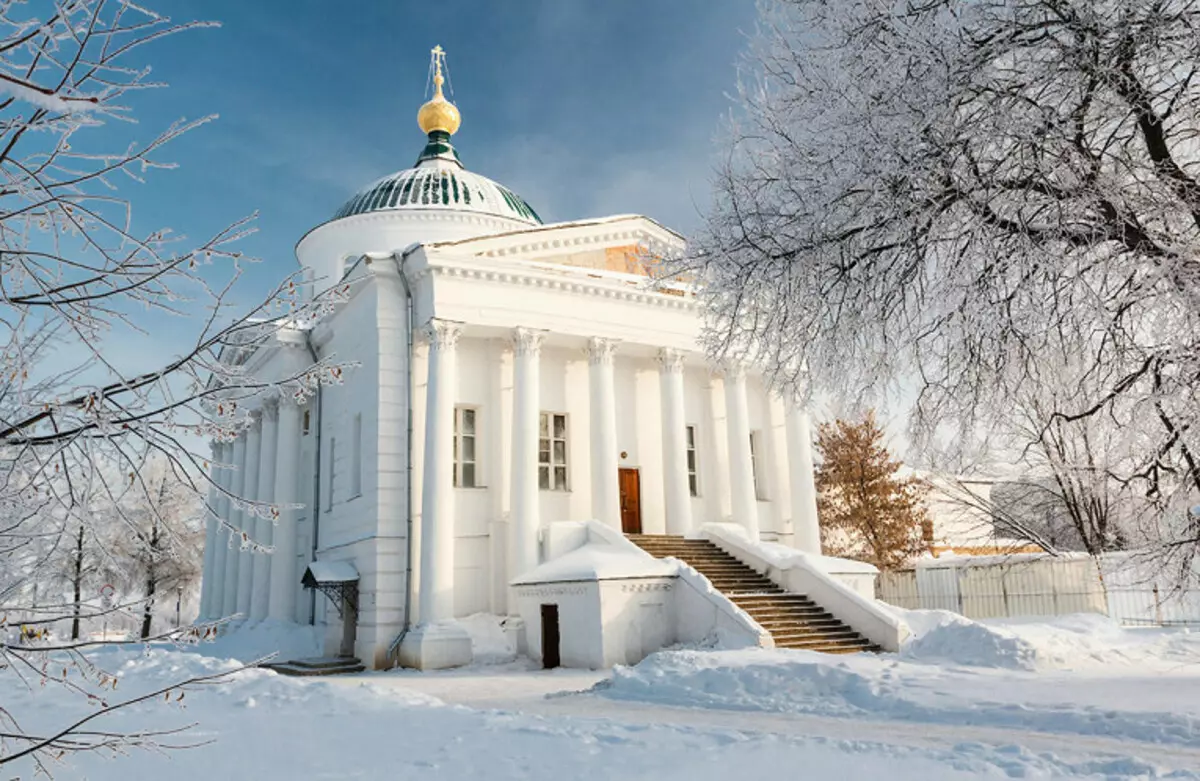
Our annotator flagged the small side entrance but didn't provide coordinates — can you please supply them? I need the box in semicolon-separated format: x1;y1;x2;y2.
301;561;360;659
540;604;561;669
618;467;642;534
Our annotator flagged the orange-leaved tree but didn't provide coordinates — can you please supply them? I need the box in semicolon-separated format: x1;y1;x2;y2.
815;411;931;569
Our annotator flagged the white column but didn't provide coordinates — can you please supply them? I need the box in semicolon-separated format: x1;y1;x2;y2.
209;442;231;617
659;349;693;536
198;442;221;621
785;399;822;555
236;413;262;618
399;320;472;670
251;399;279;622
587;337;620;531
417;319;462;624
222;434;247;617
708;376;732;522
510;327;544;582
268;400;304;622
723;364;760;540
490;342;513;615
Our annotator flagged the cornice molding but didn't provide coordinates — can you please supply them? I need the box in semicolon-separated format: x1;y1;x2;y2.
426;261;697;312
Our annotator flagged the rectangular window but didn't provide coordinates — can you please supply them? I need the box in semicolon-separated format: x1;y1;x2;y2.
326;436;336;510
302;408;311;436
453;407;478;488
538;412;568;491
350;414;362;498
750;430;767;500
685;425;699;497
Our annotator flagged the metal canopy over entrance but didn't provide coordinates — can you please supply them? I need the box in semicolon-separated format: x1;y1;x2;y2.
301;561;360;617
302;560;361;659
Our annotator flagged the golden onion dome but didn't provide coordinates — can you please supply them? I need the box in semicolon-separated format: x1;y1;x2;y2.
417;46;461;136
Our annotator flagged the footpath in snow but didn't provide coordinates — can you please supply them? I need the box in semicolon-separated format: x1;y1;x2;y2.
601;612;1200;748
3;612;1199;779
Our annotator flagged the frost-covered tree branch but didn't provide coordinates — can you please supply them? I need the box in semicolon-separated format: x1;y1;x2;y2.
0;1;348;771
680;0;1200;582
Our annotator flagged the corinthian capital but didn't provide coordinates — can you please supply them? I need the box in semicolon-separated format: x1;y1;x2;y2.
421;319;464;351
511;327;546;357
718;359;746;382
586;337;618;366
657;348;685;374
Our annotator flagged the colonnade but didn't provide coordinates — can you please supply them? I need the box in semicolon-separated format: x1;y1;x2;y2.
198;321;823;636
402;320;822;638
198;396;305;623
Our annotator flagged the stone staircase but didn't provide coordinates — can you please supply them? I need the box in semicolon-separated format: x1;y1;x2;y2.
263;656;366;677
628;534;879;654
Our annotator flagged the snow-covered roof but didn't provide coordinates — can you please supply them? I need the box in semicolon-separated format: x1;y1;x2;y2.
511;543;676;585
302;560;359;585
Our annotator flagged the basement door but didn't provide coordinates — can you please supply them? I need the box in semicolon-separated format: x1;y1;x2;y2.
618;468;642;534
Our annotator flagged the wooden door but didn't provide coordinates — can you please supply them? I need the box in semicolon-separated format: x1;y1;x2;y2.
618;468;642;534
540;604;561;669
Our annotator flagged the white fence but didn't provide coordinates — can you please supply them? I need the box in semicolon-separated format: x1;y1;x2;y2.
877;552;1200;626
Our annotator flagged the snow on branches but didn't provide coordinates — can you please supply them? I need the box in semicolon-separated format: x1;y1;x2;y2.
0;1;348;771
679;0;1200;582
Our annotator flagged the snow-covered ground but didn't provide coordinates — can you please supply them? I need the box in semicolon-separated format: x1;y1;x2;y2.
4;612;1199;779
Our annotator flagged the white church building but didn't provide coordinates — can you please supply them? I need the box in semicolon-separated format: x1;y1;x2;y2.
196;49;906;671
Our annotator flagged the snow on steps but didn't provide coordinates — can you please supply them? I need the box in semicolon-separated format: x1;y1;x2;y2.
263;656;366;677
628;535;880;654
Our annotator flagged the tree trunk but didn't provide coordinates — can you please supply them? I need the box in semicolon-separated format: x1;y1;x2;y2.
141;520;160;639
71;524;84;641
140;573;156;639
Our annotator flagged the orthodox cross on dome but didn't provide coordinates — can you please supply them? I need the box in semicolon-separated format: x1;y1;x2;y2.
418;44;461;137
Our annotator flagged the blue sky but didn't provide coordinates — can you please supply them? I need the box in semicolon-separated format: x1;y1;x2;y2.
126;0;759;302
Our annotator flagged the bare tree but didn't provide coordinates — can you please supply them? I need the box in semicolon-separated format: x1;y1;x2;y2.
0;1;346;772
108;455;205;639
678;0;1200;583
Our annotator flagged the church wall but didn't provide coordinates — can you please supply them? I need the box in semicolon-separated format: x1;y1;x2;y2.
684;368;728;527
631;360;667;534
305;266;413;667
598;579;675;667
746;376;787;541
452;336;494;617
365;264;414;664
535;346;593;524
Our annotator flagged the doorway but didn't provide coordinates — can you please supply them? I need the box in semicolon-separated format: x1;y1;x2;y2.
618;467;642;534
540;604;561;669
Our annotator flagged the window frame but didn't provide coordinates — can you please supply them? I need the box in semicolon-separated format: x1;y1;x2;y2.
453;406;480;488
685;425;700;497
538;412;569;491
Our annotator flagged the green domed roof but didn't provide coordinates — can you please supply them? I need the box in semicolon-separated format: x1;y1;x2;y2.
333;165;541;224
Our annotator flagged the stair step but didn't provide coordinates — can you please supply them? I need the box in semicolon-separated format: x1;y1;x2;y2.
739;604;826;615
775;642;874;654
755;617;842;630
627;534;876;657
263;657;366;677
772;643;878;652
770;628;861;642
732;594;817;604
